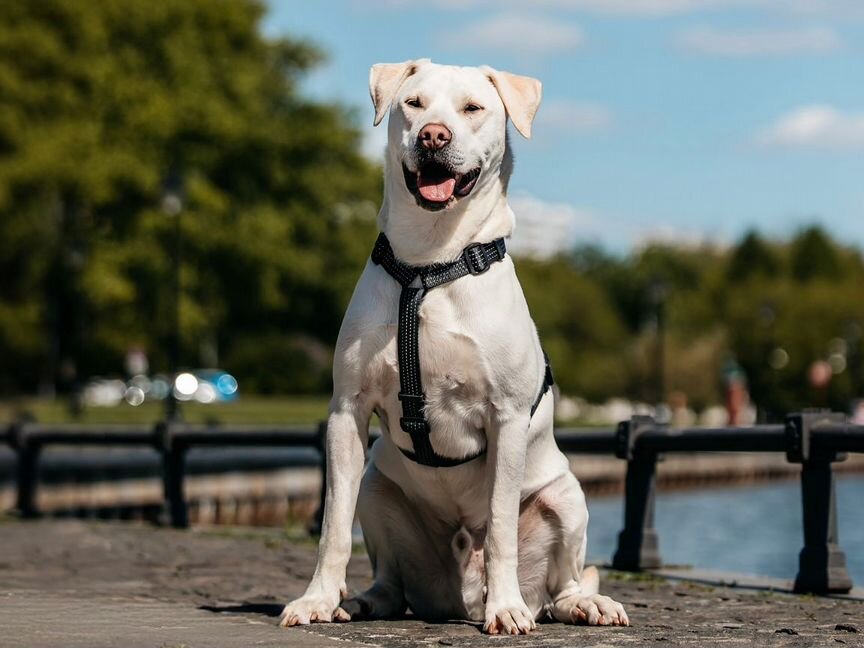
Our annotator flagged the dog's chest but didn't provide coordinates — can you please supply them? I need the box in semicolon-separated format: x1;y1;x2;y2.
362;293;490;412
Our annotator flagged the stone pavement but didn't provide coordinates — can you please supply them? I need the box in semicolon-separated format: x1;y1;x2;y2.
0;519;861;647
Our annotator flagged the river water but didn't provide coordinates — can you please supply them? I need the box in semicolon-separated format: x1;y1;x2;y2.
585;474;864;584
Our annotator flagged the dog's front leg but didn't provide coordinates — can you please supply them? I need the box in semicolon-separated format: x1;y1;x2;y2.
483;411;536;635
280;403;368;627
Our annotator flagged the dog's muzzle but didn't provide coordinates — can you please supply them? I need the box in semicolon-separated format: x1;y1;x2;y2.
402;161;481;211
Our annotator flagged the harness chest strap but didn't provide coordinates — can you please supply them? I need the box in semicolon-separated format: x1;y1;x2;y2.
371;233;554;468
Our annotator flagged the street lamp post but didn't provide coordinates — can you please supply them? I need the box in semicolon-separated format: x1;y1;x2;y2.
649;281;668;423
847;321;862;399
161;170;184;421
759;302;777;422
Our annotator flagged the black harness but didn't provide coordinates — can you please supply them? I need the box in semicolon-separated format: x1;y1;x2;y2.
371;233;554;468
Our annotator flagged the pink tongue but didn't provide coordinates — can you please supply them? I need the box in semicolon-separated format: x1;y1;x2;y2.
418;177;456;202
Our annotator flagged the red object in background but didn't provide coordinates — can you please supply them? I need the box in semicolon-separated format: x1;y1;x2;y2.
726;380;748;426
808;360;832;389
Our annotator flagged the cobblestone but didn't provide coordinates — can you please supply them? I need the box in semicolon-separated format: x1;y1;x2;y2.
1;520;862;647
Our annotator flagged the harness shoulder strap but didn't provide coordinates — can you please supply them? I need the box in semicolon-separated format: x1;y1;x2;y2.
371;233;551;468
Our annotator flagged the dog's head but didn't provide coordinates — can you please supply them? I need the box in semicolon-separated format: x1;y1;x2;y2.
370;60;541;212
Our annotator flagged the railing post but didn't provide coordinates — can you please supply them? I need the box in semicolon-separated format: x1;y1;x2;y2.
786;412;852;593
612;416;662;571
11;423;41;518
308;420;328;536
158;421;189;529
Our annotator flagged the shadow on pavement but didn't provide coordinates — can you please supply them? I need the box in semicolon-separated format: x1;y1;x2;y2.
200;603;284;617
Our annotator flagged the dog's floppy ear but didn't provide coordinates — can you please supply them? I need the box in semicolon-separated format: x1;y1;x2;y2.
369;59;428;126
482;67;542;139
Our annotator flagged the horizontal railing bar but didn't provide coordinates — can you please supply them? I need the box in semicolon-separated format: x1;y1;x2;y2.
172;431;319;446
172;424;319;435
554;428;617;453
13;424;156;446
813;423;864;453
0;447;323;483
15;423;155;434
636;425;788;453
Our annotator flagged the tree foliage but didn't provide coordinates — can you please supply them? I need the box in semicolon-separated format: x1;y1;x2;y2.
0;0;380;394
0;2;861;418
561;226;864;416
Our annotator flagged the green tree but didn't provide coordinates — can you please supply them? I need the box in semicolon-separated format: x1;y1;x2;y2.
517;256;629;400
0;0;380;394
789;226;841;282
727;230;780;281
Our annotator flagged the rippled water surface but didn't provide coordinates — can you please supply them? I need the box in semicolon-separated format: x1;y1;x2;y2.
586;474;864;583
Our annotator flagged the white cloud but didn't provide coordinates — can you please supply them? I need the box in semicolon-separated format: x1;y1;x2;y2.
551;0;753;16
758;105;864;150
559;0;864;17
781;0;864;19
634;225;729;250
366;0;750;15
439;14;584;55
678;26;842;56
535;101;612;135
362;0;864;18
508;192;593;258
508;192;730;253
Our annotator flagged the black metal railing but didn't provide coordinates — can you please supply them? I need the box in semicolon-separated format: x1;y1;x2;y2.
2;410;863;595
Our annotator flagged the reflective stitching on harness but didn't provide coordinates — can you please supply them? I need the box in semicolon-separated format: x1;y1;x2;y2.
371;233;552;468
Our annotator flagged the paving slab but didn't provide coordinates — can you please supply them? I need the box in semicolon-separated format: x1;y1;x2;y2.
0;519;862;647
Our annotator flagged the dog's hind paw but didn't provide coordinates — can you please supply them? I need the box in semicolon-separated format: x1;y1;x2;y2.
338;583;405;621
553;593;629;627
336;596;369;620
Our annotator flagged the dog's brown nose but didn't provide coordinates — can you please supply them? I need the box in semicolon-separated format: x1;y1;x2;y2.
418;123;452;151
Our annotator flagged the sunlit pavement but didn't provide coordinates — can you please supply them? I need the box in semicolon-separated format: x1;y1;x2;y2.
1;520;862;648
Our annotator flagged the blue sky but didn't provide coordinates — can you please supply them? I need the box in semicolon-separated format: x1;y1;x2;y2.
264;0;864;252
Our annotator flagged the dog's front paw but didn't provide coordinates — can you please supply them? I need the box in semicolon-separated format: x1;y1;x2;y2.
279;593;344;627
554;593;629;627
483;598;536;635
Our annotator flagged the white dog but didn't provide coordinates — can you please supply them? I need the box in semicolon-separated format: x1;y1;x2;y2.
280;59;628;635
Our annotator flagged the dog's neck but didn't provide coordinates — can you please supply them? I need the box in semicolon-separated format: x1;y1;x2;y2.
378;156;515;267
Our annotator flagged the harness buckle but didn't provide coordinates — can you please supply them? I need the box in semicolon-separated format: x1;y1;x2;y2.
398;392;424;416
398;392;424;403
462;242;489;275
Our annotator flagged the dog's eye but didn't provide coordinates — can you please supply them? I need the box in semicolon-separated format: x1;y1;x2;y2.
464;103;483;113
405;97;422;108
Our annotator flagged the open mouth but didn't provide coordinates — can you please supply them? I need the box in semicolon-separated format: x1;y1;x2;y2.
403;162;481;210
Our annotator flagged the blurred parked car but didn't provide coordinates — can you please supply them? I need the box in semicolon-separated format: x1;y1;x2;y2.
83;370;239;407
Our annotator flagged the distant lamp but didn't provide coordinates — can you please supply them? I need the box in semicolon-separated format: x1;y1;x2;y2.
161;167;185;421
769;347;789;370
161;169;185;216
174;372;198;401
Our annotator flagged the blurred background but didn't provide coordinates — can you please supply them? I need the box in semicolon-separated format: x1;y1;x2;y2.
1;0;863;579
2;0;863;426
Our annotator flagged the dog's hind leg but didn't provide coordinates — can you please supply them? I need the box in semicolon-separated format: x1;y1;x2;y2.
338;462;463;621
337;462;406;621
538;472;630;627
